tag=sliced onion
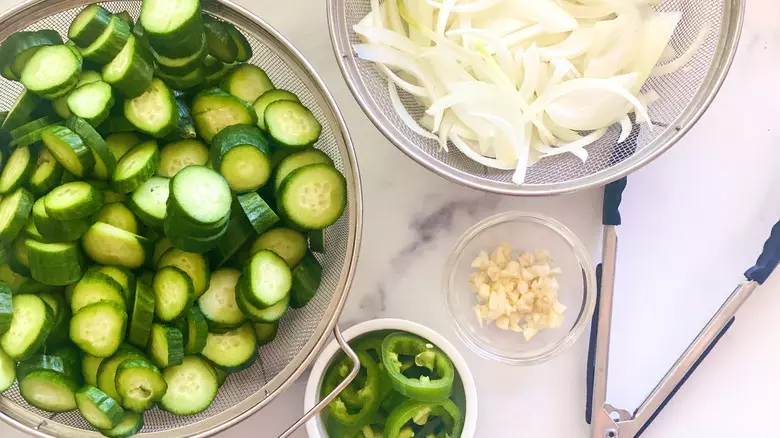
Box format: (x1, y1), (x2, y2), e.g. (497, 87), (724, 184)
(450, 133), (517, 169)
(651, 22), (711, 76)
(618, 115), (632, 142)
(388, 81), (439, 141)
(538, 28), (597, 61)
(425, 0), (506, 14)
(353, 25), (420, 55)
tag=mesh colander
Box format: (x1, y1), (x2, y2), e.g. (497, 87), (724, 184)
(0, 0), (363, 436)
(327, 0), (744, 196)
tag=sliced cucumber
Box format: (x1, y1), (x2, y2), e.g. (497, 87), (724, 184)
(127, 281), (155, 349)
(103, 35), (154, 98)
(160, 355), (217, 415)
(273, 148), (333, 193)
(0, 145), (34, 194)
(153, 266), (194, 322)
(238, 192), (279, 234)
(203, 15), (238, 63)
(203, 55), (230, 85)
(70, 271), (125, 314)
(140, 0), (204, 58)
(147, 323), (184, 369)
(99, 115), (137, 136)
(237, 283), (289, 324)
(278, 164), (347, 231)
(112, 140), (160, 194)
(168, 165), (231, 225)
(32, 197), (90, 242)
(96, 344), (145, 402)
(19, 369), (78, 412)
(152, 238), (173, 265)
(76, 385), (124, 430)
(290, 252), (323, 308)
(90, 265), (135, 305)
(152, 33), (207, 76)
(82, 222), (151, 269)
(157, 248), (210, 298)
(106, 132), (144, 161)
(115, 359), (167, 413)
(164, 220), (226, 253)
(250, 227), (307, 268)
(98, 411), (144, 438)
(1, 89), (43, 132)
(220, 64), (274, 104)
(158, 139), (208, 177)
(179, 306), (208, 355)
(124, 78), (178, 138)
(117, 11), (134, 29)
(10, 115), (58, 141)
(208, 208), (256, 268)
(0, 283), (11, 336)
(0, 30), (62, 80)
(26, 240), (86, 286)
(94, 203), (139, 234)
(82, 354), (105, 386)
(28, 148), (64, 196)
(0, 294), (53, 360)
(202, 323), (256, 372)
(9, 236), (31, 276)
(192, 88), (257, 142)
(211, 124), (272, 192)
(155, 65), (205, 91)
(20, 44), (81, 99)
(253, 89), (299, 131)
(127, 176), (168, 229)
(69, 5), (113, 47)
(308, 229), (326, 254)
(254, 321), (278, 347)
(37, 295), (70, 348)
(265, 100), (321, 149)
(165, 96), (197, 142)
(41, 125), (95, 178)
(0, 344), (15, 391)
(226, 24), (252, 62)
(197, 268), (245, 329)
(45, 181), (104, 220)
(242, 249), (292, 308)
(79, 15), (131, 64)
(0, 187), (33, 243)
(70, 301), (127, 357)
(67, 81), (115, 127)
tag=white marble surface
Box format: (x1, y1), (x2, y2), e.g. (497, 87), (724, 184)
(3, 0), (780, 437)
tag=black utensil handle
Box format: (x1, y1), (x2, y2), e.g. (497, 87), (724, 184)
(585, 263), (603, 424)
(745, 219), (780, 284)
(603, 178), (627, 226)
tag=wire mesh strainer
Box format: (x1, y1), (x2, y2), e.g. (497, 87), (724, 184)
(327, 0), (744, 196)
(0, 0), (363, 436)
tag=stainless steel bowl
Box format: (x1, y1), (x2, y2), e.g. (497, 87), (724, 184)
(0, 1), (363, 436)
(327, 0), (744, 195)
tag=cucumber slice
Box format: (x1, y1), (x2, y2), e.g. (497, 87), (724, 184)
(254, 321), (278, 347)
(1, 89), (43, 131)
(159, 356), (218, 415)
(0, 188), (33, 243)
(202, 323), (257, 372)
(153, 266), (194, 322)
(169, 165), (231, 225)
(308, 229), (326, 254)
(21, 45), (82, 99)
(90, 265), (136, 304)
(41, 125), (95, 178)
(253, 89), (299, 131)
(76, 385), (124, 430)
(203, 15), (238, 63)
(220, 64), (274, 104)
(164, 219), (226, 253)
(147, 323), (184, 368)
(278, 164), (347, 230)
(152, 33), (207, 76)
(99, 115), (137, 136)
(0, 283), (11, 335)
(80, 15), (131, 64)
(197, 268), (245, 328)
(9, 236), (31, 276)
(16, 354), (81, 384)
(242, 249), (292, 308)
(82, 222), (151, 269)
(124, 78), (178, 138)
(26, 240), (86, 286)
(236, 282), (289, 323)
(140, 0), (204, 58)
(290, 252), (323, 308)
(273, 148), (333, 193)
(70, 271), (125, 314)
(1, 30), (63, 81)
(115, 359), (167, 413)
(0, 145), (34, 194)
(238, 192), (279, 234)
(45, 181), (104, 220)
(41, 292), (72, 347)
(103, 35), (154, 98)
(165, 96), (197, 142)
(211, 124), (271, 192)
(127, 281), (155, 349)
(82, 354), (105, 386)
(64, 115), (116, 181)
(96, 344), (145, 402)
(19, 369), (78, 412)
(70, 301), (127, 357)
(208, 209), (256, 268)
(264, 100), (321, 149)
(158, 139), (208, 177)
(192, 88), (257, 142)
(155, 65), (205, 91)
(226, 24), (252, 62)
(10, 123), (61, 149)
(153, 238), (172, 265)
(157, 248), (210, 298)
(94, 203), (139, 234)
(127, 176), (168, 229)
(28, 148), (64, 196)
(165, 204), (230, 239)
(99, 411), (143, 438)
(0, 294), (53, 360)
(106, 133), (144, 161)
(203, 56), (230, 86)
(32, 197), (90, 242)
(67, 81), (115, 127)
(69, 5), (113, 47)
(178, 306), (208, 355)
(0, 344), (15, 391)
(117, 11), (134, 28)
(112, 140), (160, 194)
(10, 115), (58, 140)
(250, 227), (307, 268)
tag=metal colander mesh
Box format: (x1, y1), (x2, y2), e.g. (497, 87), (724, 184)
(328, 0), (743, 195)
(0, 1), (361, 436)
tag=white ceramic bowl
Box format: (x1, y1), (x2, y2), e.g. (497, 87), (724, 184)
(304, 318), (478, 437)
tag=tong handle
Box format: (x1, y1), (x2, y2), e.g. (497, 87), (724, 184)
(603, 177), (627, 226)
(745, 219), (780, 284)
(585, 263), (603, 424)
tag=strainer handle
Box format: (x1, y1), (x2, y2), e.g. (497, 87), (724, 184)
(278, 326), (360, 438)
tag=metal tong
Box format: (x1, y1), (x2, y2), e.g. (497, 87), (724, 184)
(586, 178), (780, 438)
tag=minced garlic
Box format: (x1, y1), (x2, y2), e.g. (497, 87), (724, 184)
(469, 244), (566, 341)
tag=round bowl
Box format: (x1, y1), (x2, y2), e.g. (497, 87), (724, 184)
(443, 212), (596, 366)
(304, 318), (478, 437)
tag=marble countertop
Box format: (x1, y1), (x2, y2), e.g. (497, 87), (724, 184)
(3, 0), (780, 437)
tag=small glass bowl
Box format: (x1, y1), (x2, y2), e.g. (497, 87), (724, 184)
(443, 211), (596, 366)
